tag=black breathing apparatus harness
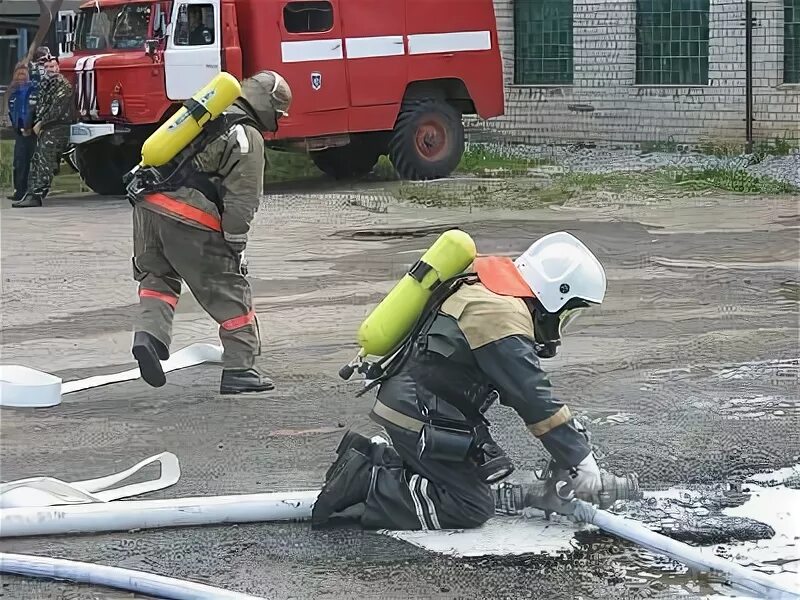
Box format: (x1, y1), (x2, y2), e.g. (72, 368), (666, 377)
(124, 98), (264, 214)
(348, 263), (516, 484)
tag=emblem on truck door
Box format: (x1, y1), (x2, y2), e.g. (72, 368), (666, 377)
(311, 72), (322, 91)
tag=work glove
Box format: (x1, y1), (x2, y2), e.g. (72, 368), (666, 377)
(568, 452), (602, 503)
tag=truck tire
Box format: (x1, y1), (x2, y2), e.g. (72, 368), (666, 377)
(311, 142), (381, 180)
(389, 99), (464, 180)
(75, 141), (140, 196)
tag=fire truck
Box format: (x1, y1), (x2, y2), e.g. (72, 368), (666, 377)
(58, 0), (505, 195)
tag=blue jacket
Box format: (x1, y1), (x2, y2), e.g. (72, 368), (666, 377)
(7, 81), (36, 133)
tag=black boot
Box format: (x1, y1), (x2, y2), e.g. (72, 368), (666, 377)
(12, 192), (42, 208)
(325, 430), (373, 481)
(312, 448), (372, 527)
(132, 331), (169, 388)
(219, 368), (275, 394)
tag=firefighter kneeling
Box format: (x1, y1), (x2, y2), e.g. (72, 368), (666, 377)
(312, 231), (608, 529)
(128, 71), (291, 394)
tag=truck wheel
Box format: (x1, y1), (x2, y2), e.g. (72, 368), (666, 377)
(311, 143), (381, 180)
(389, 99), (464, 180)
(75, 141), (140, 196)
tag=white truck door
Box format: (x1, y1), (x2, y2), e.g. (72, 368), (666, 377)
(163, 0), (221, 100)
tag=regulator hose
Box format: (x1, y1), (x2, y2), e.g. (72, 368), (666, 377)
(0, 552), (265, 600)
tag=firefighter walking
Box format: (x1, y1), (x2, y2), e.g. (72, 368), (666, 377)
(13, 49), (74, 209)
(129, 70), (292, 394)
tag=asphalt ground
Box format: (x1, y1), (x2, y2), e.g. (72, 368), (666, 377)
(1, 183), (798, 599)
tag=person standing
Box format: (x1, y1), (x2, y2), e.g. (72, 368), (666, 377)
(13, 50), (75, 209)
(5, 61), (37, 202)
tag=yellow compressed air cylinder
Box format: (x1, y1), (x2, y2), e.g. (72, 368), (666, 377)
(357, 229), (477, 358)
(139, 71), (242, 168)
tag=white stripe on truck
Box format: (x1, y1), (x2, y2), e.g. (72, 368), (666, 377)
(407, 30), (492, 55)
(344, 35), (405, 59)
(281, 39), (343, 63)
(279, 30), (491, 63)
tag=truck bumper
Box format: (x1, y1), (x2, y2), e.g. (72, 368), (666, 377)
(69, 123), (127, 145)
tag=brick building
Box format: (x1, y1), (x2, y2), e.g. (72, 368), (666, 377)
(480, 0), (800, 147)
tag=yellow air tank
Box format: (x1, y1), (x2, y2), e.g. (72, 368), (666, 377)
(357, 229), (477, 358)
(139, 71), (242, 168)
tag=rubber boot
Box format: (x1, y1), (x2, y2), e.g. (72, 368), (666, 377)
(219, 368), (275, 394)
(325, 430), (373, 481)
(132, 331), (169, 388)
(312, 448), (372, 527)
(12, 192), (42, 208)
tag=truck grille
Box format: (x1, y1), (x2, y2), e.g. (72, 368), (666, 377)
(73, 55), (107, 118)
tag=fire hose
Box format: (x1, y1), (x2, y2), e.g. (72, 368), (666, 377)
(0, 553), (264, 600)
(495, 469), (800, 600)
(1, 481), (797, 599)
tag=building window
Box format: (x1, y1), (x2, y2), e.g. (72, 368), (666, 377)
(514, 0), (574, 85)
(636, 0), (710, 85)
(283, 1), (334, 34)
(786, 0), (800, 83)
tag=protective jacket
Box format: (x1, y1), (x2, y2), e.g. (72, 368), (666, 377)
(369, 256), (592, 470)
(140, 106), (265, 248)
(33, 73), (74, 130)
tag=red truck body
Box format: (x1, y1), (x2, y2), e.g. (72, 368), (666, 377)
(58, 0), (505, 193)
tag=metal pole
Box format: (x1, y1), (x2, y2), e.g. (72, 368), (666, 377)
(745, 0), (754, 154)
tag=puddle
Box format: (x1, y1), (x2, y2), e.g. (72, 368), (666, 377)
(610, 466), (800, 598)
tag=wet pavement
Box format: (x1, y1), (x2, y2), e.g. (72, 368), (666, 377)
(0, 181), (798, 599)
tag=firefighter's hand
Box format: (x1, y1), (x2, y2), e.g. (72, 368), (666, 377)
(33, 122), (42, 136)
(570, 452), (602, 503)
(22, 129), (32, 137)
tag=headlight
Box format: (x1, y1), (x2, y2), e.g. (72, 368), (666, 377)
(110, 99), (121, 116)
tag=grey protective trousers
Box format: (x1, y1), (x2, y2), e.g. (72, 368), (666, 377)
(359, 423), (495, 530)
(132, 206), (259, 369)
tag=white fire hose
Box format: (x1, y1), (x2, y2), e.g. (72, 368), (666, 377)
(0, 552), (264, 600)
(572, 501), (800, 600)
(0, 491), (797, 599)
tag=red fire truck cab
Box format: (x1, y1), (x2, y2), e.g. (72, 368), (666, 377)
(60, 0), (505, 195)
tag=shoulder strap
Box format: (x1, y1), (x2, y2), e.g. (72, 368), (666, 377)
(355, 272), (478, 397)
(143, 111), (259, 196)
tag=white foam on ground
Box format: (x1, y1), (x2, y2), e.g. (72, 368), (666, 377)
(379, 514), (586, 557)
(708, 483), (800, 593)
(377, 471), (800, 598)
(747, 465), (800, 487)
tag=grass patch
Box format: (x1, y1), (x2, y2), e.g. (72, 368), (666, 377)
(696, 137), (798, 159)
(640, 139), (681, 154)
(753, 136), (798, 160)
(454, 145), (552, 176)
(263, 148), (321, 182)
(0, 140), (12, 190)
(3, 136), (794, 199)
(263, 144), (554, 182)
(655, 167), (798, 194)
(391, 166), (798, 209)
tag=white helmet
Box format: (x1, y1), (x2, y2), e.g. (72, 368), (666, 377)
(514, 231), (606, 313)
(514, 232), (606, 357)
